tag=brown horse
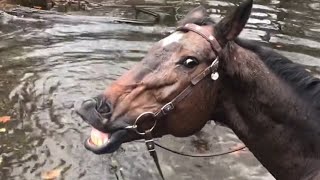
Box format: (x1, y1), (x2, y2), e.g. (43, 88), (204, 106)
(76, 0), (320, 179)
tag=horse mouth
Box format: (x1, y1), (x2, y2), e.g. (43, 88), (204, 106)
(75, 97), (130, 154)
(84, 127), (128, 154)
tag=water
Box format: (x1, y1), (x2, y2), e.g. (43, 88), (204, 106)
(0, 0), (320, 179)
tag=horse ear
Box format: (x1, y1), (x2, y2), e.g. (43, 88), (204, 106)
(178, 6), (209, 26)
(215, 0), (253, 43)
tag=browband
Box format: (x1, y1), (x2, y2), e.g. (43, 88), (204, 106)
(176, 23), (222, 56)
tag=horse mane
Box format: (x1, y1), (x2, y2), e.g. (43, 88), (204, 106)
(235, 38), (320, 110)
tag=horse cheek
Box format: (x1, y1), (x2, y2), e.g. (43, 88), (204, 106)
(165, 109), (208, 137)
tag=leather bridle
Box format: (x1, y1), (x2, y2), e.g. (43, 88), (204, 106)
(124, 23), (223, 180)
(125, 23), (221, 134)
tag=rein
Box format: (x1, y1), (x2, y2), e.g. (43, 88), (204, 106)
(154, 141), (247, 158)
(123, 23), (246, 180)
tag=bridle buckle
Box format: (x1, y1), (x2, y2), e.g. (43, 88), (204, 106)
(161, 102), (174, 115)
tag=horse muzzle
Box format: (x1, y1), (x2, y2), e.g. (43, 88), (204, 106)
(75, 95), (132, 154)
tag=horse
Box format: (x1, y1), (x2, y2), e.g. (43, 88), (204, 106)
(76, 0), (320, 179)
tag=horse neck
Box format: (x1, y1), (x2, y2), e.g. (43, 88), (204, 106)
(218, 42), (320, 180)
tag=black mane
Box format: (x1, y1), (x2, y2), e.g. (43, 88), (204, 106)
(235, 38), (320, 110)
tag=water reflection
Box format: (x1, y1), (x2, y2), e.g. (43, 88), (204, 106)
(0, 0), (319, 179)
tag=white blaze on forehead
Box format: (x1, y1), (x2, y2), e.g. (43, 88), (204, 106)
(160, 32), (184, 47)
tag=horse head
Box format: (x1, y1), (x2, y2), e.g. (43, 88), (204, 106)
(76, 0), (253, 154)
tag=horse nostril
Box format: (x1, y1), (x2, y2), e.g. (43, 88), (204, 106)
(75, 94), (113, 128)
(95, 96), (113, 120)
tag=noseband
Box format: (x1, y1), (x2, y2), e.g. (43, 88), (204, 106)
(125, 23), (222, 180)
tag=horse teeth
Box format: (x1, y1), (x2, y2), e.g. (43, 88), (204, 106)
(91, 136), (98, 146)
(97, 139), (102, 146)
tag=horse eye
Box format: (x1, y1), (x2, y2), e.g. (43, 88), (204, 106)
(182, 58), (199, 68)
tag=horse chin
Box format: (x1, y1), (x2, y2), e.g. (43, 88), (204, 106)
(84, 128), (129, 154)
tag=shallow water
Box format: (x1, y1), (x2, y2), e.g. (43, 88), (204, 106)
(0, 0), (320, 179)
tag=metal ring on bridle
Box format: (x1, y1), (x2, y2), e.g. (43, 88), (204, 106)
(133, 112), (157, 135)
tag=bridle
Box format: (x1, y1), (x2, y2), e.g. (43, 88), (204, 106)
(123, 23), (246, 180)
(125, 23), (221, 134)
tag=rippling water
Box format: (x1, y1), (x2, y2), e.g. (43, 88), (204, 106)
(0, 0), (319, 179)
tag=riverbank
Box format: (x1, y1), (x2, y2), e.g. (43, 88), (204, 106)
(0, 0), (51, 9)
(0, 0), (93, 11)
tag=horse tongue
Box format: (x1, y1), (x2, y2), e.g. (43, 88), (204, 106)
(90, 128), (109, 146)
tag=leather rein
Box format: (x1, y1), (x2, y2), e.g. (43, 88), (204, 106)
(123, 23), (246, 180)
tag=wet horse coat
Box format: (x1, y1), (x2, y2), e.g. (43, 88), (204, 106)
(76, 0), (320, 179)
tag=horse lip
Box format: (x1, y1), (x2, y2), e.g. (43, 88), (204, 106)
(84, 129), (128, 154)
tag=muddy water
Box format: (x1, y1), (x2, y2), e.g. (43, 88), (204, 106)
(0, 0), (320, 179)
